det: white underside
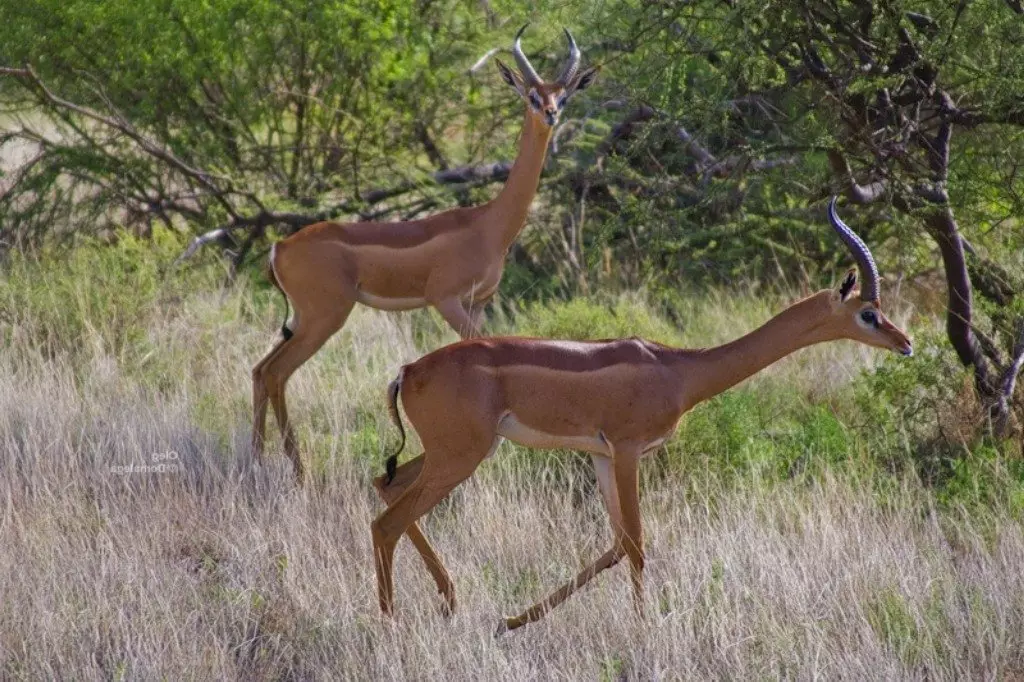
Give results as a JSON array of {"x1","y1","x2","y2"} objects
[
  {"x1": 355, "y1": 289, "x2": 487, "y2": 311},
  {"x1": 496, "y1": 412, "x2": 612, "y2": 455},
  {"x1": 355, "y1": 290, "x2": 428, "y2": 311},
  {"x1": 494, "y1": 412, "x2": 668, "y2": 458}
]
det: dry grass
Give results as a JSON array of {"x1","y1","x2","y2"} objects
[{"x1": 1, "y1": 280, "x2": 1022, "y2": 680}]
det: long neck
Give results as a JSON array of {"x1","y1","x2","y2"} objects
[
  {"x1": 489, "y1": 110, "x2": 552, "y2": 247},
  {"x1": 679, "y1": 293, "x2": 833, "y2": 405}
]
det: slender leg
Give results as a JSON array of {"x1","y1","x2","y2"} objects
[
  {"x1": 592, "y1": 455, "x2": 623, "y2": 532},
  {"x1": 433, "y1": 297, "x2": 481, "y2": 339},
  {"x1": 500, "y1": 546, "x2": 625, "y2": 633},
  {"x1": 259, "y1": 299, "x2": 355, "y2": 480},
  {"x1": 613, "y1": 450, "x2": 645, "y2": 614},
  {"x1": 371, "y1": 460, "x2": 474, "y2": 616},
  {"x1": 499, "y1": 454, "x2": 627, "y2": 633},
  {"x1": 373, "y1": 454, "x2": 456, "y2": 615},
  {"x1": 251, "y1": 336, "x2": 290, "y2": 463}
]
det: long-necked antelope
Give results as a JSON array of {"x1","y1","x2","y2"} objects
[
  {"x1": 251, "y1": 26, "x2": 599, "y2": 479},
  {"x1": 371, "y1": 198, "x2": 912, "y2": 632}
]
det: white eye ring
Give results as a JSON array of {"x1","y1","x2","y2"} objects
[{"x1": 528, "y1": 92, "x2": 542, "y2": 109}]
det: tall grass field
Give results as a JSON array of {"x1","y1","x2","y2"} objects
[{"x1": 1, "y1": 233, "x2": 1022, "y2": 679}]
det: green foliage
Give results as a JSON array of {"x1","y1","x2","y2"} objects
[
  {"x1": 854, "y1": 333, "x2": 967, "y2": 454},
  {"x1": 0, "y1": 228, "x2": 221, "y2": 359},
  {"x1": 512, "y1": 294, "x2": 680, "y2": 343},
  {"x1": 668, "y1": 387, "x2": 856, "y2": 486}
]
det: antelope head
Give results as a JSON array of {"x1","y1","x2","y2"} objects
[
  {"x1": 495, "y1": 24, "x2": 599, "y2": 127},
  {"x1": 823, "y1": 197, "x2": 913, "y2": 356}
]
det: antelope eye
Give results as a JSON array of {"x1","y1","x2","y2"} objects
[
  {"x1": 556, "y1": 94, "x2": 568, "y2": 109},
  {"x1": 528, "y1": 92, "x2": 542, "y2": 110},
  {"x1": 860, "y1": 310, "x2": 878, "y2": 325}
]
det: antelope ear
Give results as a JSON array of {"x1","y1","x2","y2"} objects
[
  {"x1": 568, "y1": 65, "x2": 600, "y2": 93},
  {"x1": 838, "y1": 268, "x2": 857, "y2": 302},
  {"x1": 495, "y1": 58, "x2": 527, "y2": 96}
]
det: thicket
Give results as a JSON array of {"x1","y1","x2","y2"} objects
[{"x1": 0, "y1": 1, "x2": 1022, "y2": 445}]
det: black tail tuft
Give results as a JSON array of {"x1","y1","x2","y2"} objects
[
  {"x1": 384, "y1": 369, "x2": 406, "y2": 485},
  {"x1": 266, "y1": 251, "x2": 293, "y2": 341},
  {"x1": 279, "y1": 287, "x2": 293, "y2": 340},
  {"x1": 385, "y1": 455, "x2": 398, "y2": 485}
]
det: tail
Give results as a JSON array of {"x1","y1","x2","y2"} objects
[
  {"x1": 267, "y1": 244, "x2": 293, "y2": 340},
  {"x1": 384, "y1": 367, "x2": 407, "y2": 485}
]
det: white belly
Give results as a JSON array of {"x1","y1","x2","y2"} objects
[
  {"x1": 356, "y1": 290, "x2": 427, "y2": 311},
  {"x1": 495, "y1": 413, "x2": 670, "y2": 458},
  {"x1": 496, "y1": 413, "x2": 612, "y2": 456}
]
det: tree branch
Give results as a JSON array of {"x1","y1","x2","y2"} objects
[
  {"x1": 827, "y1": 149, "x2": 888, "y2": 203},
  {"x1": 0, "y1": 65, "x2": 249, "y2": 220},
  {"x1": 175, "y1": 160, "x2": 515, "y2": 260}
]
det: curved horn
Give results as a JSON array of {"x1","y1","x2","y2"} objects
[
  {"x1": 828, "y1": 196, "x2": 880, "y2": 302},
  {"x1": 558, "y1": 28, "x2": 581, "y2": 85},
  {"x1": 512, "y1": 24, "x2": 542, "y2": 85}
]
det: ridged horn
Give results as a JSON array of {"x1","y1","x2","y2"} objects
[
  {"x1": 558, "y1": 28, "x2": 581, "y2": 85},
  {"x1": 512, "y1": 24, "x2": 542, "y2": 85},
  {"x1": 828, "y1": 196, "x2": 880, "y2": 302}
]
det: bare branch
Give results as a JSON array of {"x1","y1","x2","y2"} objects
[
  {"x1": 675, "y1": 125, "x2": 717, "y2": 168},
  {"x1": 175, "y1": 227, "x2": 236, "y2": 265},
  {"x1": 1002, "y1": 320, "x2": 1024, "y2": 399},
  {"x1": 0, "y1": 149, "x2": 45, "y2": 202},
  {"x1": 0, "y1": 67, "x2": 226, "y2": 190},
  {"x1": 827, "y1": 149, "x2": 888, "y2": 203},
  {"x1": 924, "y1": 206, "x2": 997, "y2": 399},
  {"x1": 0, "y1": 65, "x2": 246, "y2": 220},
  {"x1": 174, "y1": 160, "x2": 516, "y2": 261},
  {"x1": 414, "y1": 121, "x2": 450, "y2": 171}
]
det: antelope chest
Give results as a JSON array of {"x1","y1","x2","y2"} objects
[{"x1": 458, "y1": 261, "x2": 504, "y2": 304}]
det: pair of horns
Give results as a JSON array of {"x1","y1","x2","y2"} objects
[
  {"x1": 512, "y1": 24, "x2": 581, "y2": 86},
  {"x1": 828, "y1": 197, "x2": 880, "y2": 303}
]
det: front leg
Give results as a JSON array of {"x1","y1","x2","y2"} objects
[
  {"x1": 613, "y1": 447, "x2": 645, "y2": 615},
  {"x1": 433, "y1": 297, "x2": 482, "y2": 339}
]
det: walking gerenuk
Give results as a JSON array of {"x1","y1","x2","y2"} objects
[{"x1": 371, "y1": 198, "x2": 912, "y2": 632}]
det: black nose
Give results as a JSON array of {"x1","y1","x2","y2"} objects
[{"x1": 544, "y1": 110, "x2": 556, "y2": 125}]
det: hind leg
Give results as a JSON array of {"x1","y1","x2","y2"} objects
[
  {"x1": 374, "y1": 454, "x2": 456, "y2": 615},
  {"x1": 261, "y1": 298, "x2": 354, "y2": 480},
  {"x1": 372, "y1": 432, "x2": 493, "y2": 616},
  {"x1": 252, "y1": 336, "x2": 291, "y2": 463}
]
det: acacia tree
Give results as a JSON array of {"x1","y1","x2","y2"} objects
[
  {"x1": 2, "y1": 0, "x2": 1022, "y2": 429},
  {"x1": 0, "y1": 0, "x2": 524, "y2": 262},
  {"x1": 546, "y1": 0, "x2": 1024, "y2": 432},
  {"x1": 752, "y1": 0, "x2": 1024, "y2": 431}
]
